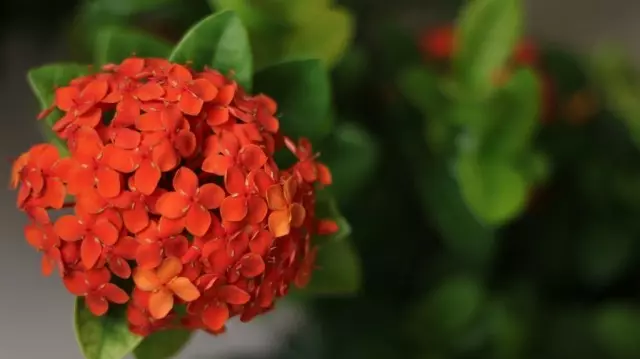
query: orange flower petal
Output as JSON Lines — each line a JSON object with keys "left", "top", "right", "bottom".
{"left": 179, "top": 92, "right": 204, "bottom": 116}
{"left": 239, "top": 253, "right": 265, "bottom": 278}
{"left": 101, "top": 283, "right": 129, "bottom": 304}
{"left": 220, "top": 196, "right": 247, "bottom": 222}
{"left": 136, "top": 111, "right": 163, "bottom": 131}
{"left": 191, "top": 78, "right": 218, "bottom": 102}
{"left": 156, "top": 192, "right": 190, "bottom": 219}
{"left": 218, "top": 285, "right": 251, "bottom": 304}
{"left": 249, "top": 230, "right": 273, "bottom": 256}
{"left": 246, "top": 196, "right": 268, "bottom": 224}
{"left": 86, "top": 294, "right": 109, "bottom": 316}
{"left": 149, "top": 289, "right": 174, "bottom": 319}
{"left": 54, "top": 215, "right": 84, "bottom": 241}
{"left": 202, "top": 302, "right": 229, "bottom": 331}
{"left": 316, "top": 163, "right": 333, "bottom": 185}
{"left": 55, "top": 86, "right": 79, "bottom": 111}
{"left": 268, "top": 210, "right": 291, "bottom": 238}
{"left": 283, "top": 176, "right": 298, "bottom": 202}
{"left": 205, "top": 106, "right": 229, "bottom": 127}
{"left": 202, "top": 154, "right": 233, "bottom": 176}
{"left": 250, "top": 170, "right": 274, "bottom": 197}
{"left": 225, "top": 166, "right": 246, "bottom": 195}
{"left": 93, "top": 220, "right": 119, "bottom": 245}
{"left": 290, "top": 203, "right": 306, "bottom": 228}
{"left": 239, "top": 144, "right": 267, "bottom": 171}
{"left": 134, "top": 160, "right": 161, "bottom": 196}
{"left": 112, "top": 128, "right": 142, "bottom": 149}
{"left": 80, "top": 236, "right": 102, "bottom": 269}
{"left": 134, "top": 82, "right": 165, "bottom": 101}
{"left": 157, "top": 216, "right": 185, "bottom": 237}
{"left": 167, "top": 277, "right": 200, "bottom": 302}
{"left": 136, "top": 242, "right": 163, "bottom": 270}
{"left": 64, "top": 271, "right": 89, "bottom": 295}
{"left": 133, "top": 268, "right": 161, "bottom": 291}
{"left": 103, "top": 145, "right": 139, "bottom": 173}
{"left": 42, "top": 177, "right": 66, "bottom": 209}
{"left": 185, "top": 205, "right": 212, "bottom": 237}
{"left": 173, "top": 167, "right": 199, "bottom": 197}
{"left": 96, "top": 167, "right": 121, "bottom": 198}
{"left": 266, "top": 185, "right": 287, "bottom": 211}
{"left": 198, "top": 183, "right": 225, "bottom": 209}
{"left": 123, "top": 206, "right": 149, "bottom": 234}
{"left": 156, "top": 256, "right": 183, "bottom": 284}
{"left": 174, "top": 130, "right": 197, "bottom": 158}
{"left": 151, "top": 140, "right": 179, "bottom": 172}
{"left": 108, "top": 256, "right": 132, "bottom": 279}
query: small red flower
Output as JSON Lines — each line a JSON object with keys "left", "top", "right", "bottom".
{"left": 64, "top": 268, "right": 129, "bottom": 316}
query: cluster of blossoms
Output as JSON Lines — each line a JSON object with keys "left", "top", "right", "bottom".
{"left": 418, "top": 24, "right": 555, "bottom": 123}
{"left": 11, "top": 57, "right": 338, "bottom": 336}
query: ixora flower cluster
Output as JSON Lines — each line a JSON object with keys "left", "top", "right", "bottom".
{"left": 11, "top": 57, "right": 338, "bottom": 336}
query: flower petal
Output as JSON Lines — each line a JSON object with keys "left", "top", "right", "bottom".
{"left": 54, "top": 215, "right": 84, "bottom": 242}
{"left": 108, "top": 256, "right": 132, "bottom": 279}
{"left": 134, "top": 160, "right": 161, "bottom": 196}
{"left": 149, "top": 289, "right": 174, "bottom": 319}
{"left": 205, "top": 106, "right": 229, "bottom": 127}
{"left": 86, "top": 294, "right": 109, "bottom": 316}
{"left": 198, "top": 184, "right": 225, "bottom": 209}
{"left": 246, "top": 196, "right": 268, "bottom": 224}
{"left": 173, "top": 167, "right": 199, "bottom": 197}
{"left": 268, "top": 210, "right": 291, "bottom": 238}
{"left": 157, "top": 256, "right": 183, "bottom": 284}
{"left": 220, "top": 196, "right": 247, "bottom": 222}
{"left": 239, "top": 253, "right": 265, "bottom": 278}
{"left": 179, "top": 92, "right": 204, "bottom": 116}
{"left": 81, "top": 236, "right": 102, "bottom": 269}
{"left": 185, "top": 205, "right": 212, "bottom": 237}
{"left": 93, "top": 220, "right": 119, "bottom": 245}
{"left": 101, "top": 283, "right": 130, "bottom": 304}
{"left": 133, "top": 268, "right": 161, "bottom": 291}
{"left": 266, "top": 185, "right": 287, "bottom": 211}
{"left": 167, "top": 277, "right": 200, "bottom": 302}
{"left": 202, "top": 302, "right": 229, "bottom": 331}
{"left": 63, "top": 271, "right": 89, "bottom": 295}
{"left": 218, "top": 285, "right": 251, "bottom": 305}
{"left": 249, "top": 230, "right": 273, "bottom": 256}
{"left": 202, "top": 154, "right": 233, "bottom": 176}
{"left": 225, "top": 166, "right": 246, "bottom": 195}
{"left": 156, "top": 192, "right": 190, "bottom": 219}
{"left": 239, "top": 145, "right": 267, "bottom": 171}
{"left": 123, "top": 205, "right": 149, "bottom": 234}
{"left": 290, "top": 203, "right": 306, "bottom": 228}
{"left": 96, "top": 167, "right": 121, "bottom": 198}
{"left": 136, "top": 242, "right": 163, "bottom": 270}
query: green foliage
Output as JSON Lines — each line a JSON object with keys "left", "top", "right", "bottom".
{"left": 169, "top": 11, "right": 253, "bottom": 89}
{"left": 95, "top": 26, "right": 172, "bottom": 66}
{"left": 303, "top": 237, "right": 362, "bottom": 296}
{"left": 211, "top": 0, "right": 353, "bottom": 70}
{"left": 27, "top": 63, "right": 90, "bottom": 155}
{"left": 253, "top": 59, "right": 333, "bottom": 142}
{"left": 454, "top": 0, "right": 523, "bottom": 98}
{"left": 74, "top": 298, "right": 143, "bottom": 359}
{"left": 133, "top": 329, "right": 193, "bottom": 359}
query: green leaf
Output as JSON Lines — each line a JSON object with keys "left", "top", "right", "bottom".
{"left": 253, "top": 59, "right": 332, "bottom": 142}
{"left": 420, "top": 162, "right": 496, "bottom": 267}
{"left": 409, "top": 276, "right": 486, "bottom": 344}
{"left": 74, "top": 298, "right": 143, "bottom": 359}
{"left": 27, "top": 63, "right": 91, "bottom": 155}
{"left": 592, "top": 303, "right": 640, "bottom": 358}
{"left": 169, "top": 11, "right": 253, "bottom": 90}
{"left": 285, "top": 7, "right": 353, "bottom": 67}
{"left": 455, "top": 152, "right": 528, "bottom": 225}
{"left": 454, "top": 0, "right": 523, "bottom": 97}
{"left": 303, "top": 237, "right": 361, "bottom": 295}
{"left": 320, "top": 122, "right": 380, "bottom": 205}
{"left": 397, "top": 66, "right": 446, "bottom": 116}
{"left": 577, "top": 225, "right": 635, "bottom": 288}
{"left": 590, "top": 46, "right": 640, "bottom": 148}
{"left": 483, "top": 69, "right": 540, "bottom": 160}
{"left": 95, "top": 26, "right": 173, "bottom": 67}
{"left": 133, "top": 329, "right": 193, "bottom": 359}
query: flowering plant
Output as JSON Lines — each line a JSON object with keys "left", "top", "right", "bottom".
{"left": 13, "top": 10, "right": 359, "bottom": 359}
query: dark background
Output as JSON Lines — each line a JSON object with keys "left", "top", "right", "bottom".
{"left": 0, "top": 0, "right": 638, "bottom": 358}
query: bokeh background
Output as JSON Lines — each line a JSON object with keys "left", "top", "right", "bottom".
{"left": 2, "top": 0, "right": 640, "bottom": 358}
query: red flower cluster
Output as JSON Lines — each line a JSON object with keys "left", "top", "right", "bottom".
{"left": 11, "top": 57, "right": 337, "bottom": 336}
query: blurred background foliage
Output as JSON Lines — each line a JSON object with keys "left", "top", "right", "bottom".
{"left": 11, "top": 0, "right": 640, "bottom": 358}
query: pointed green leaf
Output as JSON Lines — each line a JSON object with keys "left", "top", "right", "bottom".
{"left": 133, "top": 329, "right": 193, "bottom": 359}
{"left": 253, "top": 59, "right": 332, "bottom": 142}
{"left": 455, "top": 153, "right": 528, "bottom": 225}
{"left": 303, "top": 237, "right": 361, "bottom": 295}
{"left": 27, "top": 63, "right": 91, "bottom": 155}
{"left": 320, "top": 122, "right": 380, "bottom": 205}
{"left": 169, "top": 11, "right": 253, "bottom": 90}
{"left": 92, "top": 0, "right": 178, "bottom": 16}
{"left": 94, "top": 26, "right": 173, "bottom": 67}
{"left": 74, "top": 298, "right": 143, "bottom": 359}
{"left": 454, "top": 0, "right": 523, "bottom": 97}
